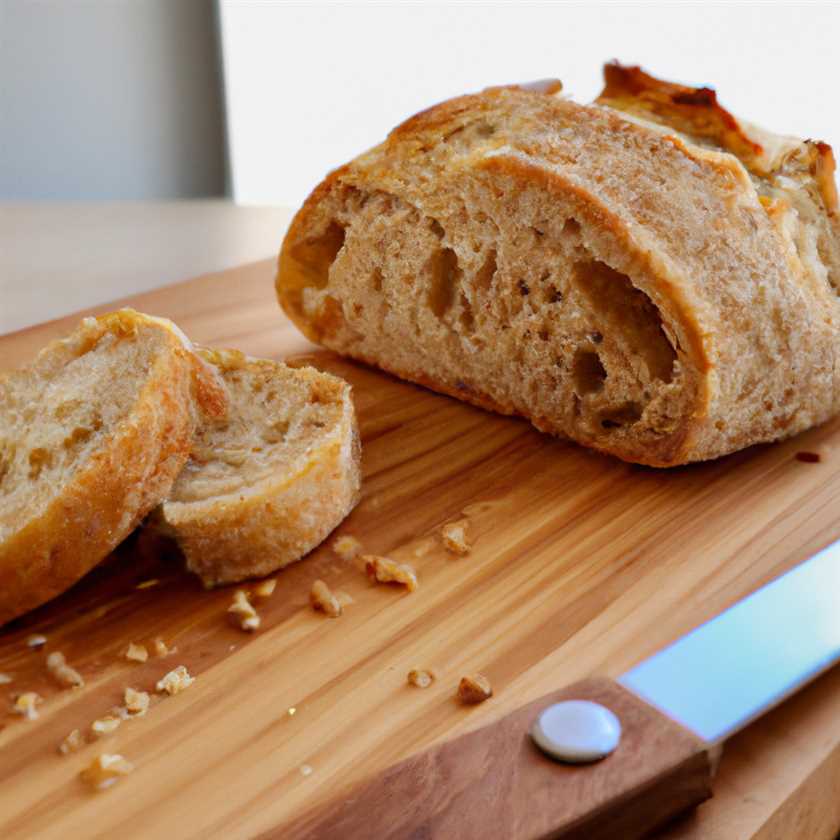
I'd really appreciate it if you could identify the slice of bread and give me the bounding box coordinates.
[157,348,362,587]
[0,310,222,625]
[276,64,840,467]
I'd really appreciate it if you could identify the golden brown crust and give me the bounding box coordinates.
[597,62,838,215]
[814,141,839,216]
[277,71,840,467]
[598,62,763,164]
[277,165,353,340]
[0,311,198,625]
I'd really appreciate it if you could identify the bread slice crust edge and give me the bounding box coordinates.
[0,311,199,625]
[158,355,362,587]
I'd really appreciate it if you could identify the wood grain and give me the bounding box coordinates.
[282,677,715,840]
[1,258,839,839]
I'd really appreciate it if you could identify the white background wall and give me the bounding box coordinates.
[1,0,225,199]
[220,1,840,208]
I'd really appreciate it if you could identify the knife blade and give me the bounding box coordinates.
[619,537,840,743]
[276,539,840,840]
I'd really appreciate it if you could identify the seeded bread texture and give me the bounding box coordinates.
[157,348,362,587]
[276,66,840,466]
[0,310,220,625]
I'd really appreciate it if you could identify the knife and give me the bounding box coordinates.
[278,539,840,839]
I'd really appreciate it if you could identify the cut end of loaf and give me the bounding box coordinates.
[278,173,692,466]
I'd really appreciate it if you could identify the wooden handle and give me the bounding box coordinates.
[276,677,716,840]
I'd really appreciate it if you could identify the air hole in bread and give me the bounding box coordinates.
[543,283,563,304]
[474,249,497,291]
[28,447,53,480]
[371,267,383,292]
[459,293,475,334]
[573,350,607,395]
[289,222,346,290]
[475,122,496,138]
[314,295,346,339]
[571,259,675,383]
[600,402,643,429]
[0,442,13,484]
[428,247,461,319]
[62,425,93,449]
[310,384,331,404]
[261,418,290,444]
[562,218,581,239]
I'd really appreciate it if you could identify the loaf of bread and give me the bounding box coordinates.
[276,64,840,466]
[0,310,225,625]
[156,348,361,587]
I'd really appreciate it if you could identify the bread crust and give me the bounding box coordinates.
[277,67,840,466]
[0,311,199,625]
[158,353,362,587]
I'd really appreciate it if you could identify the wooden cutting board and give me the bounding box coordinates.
[1,259,839,839]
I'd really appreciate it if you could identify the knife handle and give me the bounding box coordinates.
[279,677,717,840]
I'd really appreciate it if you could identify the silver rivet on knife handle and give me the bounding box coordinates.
[531,700,622,763]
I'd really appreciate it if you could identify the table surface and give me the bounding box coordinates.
[1,202,839,840]
[0,201,293,334]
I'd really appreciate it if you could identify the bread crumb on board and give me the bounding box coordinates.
[0,673,13,685]
[153,639,170,657]
[12,692,42,720]
[364,556,418,592]
[46,651,85,688]
[124,687,150,718]
[795,451,821,463]
[300,764,313,777]
[457,674,493,704]
[91,715,122,737]
[252,578,277,600]
[441,519,471,555]
[26,634,47,649]
[80,753,134,791]
[125,642,148,663]
[333,535,363,562]
[310,580,342,617]
[59,728,85,755]
[156,665,194,696]
[228,589,261,631]
[407,668,435,689]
